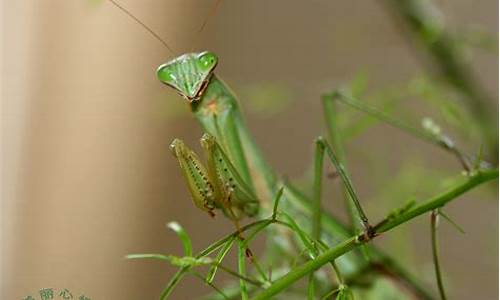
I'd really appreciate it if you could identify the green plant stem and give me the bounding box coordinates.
[431,210,447,300]
[207,237,235,284]
[238,239,249,300]
[374,169,497,233]
[312,139,325,240]
[307,273,316,300]
[252,237,358,300]
[251,169,497,300]
[160,220,272,299]
[283,181,434,300]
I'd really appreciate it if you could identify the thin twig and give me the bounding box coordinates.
[431,210,447,300]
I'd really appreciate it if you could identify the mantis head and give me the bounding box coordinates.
[157,51,218,102]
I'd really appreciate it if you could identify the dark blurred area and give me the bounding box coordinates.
[2,0,498,299]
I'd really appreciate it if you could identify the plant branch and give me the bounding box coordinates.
[251,169,497,300]
[431,210,447,300]
[374,169,497,233]
[312,139,325,240]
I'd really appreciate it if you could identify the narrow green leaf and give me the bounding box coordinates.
[280,212,318,259]
[127,253,212,268]
[160,268,188,300]
[167,221,193,257]
[272,187,285,219]
[126,253,169,261]
[206,237,236,284]
[242,220,273,250]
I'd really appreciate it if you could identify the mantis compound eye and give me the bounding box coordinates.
[197,52,218,70]
[156,64,177,85]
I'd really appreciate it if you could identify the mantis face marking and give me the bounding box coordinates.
[157,51,218,102]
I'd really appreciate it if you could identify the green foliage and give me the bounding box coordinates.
[142,73,497,298]
[117,1,498,298]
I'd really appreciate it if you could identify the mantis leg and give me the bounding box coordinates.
[201,133,260,219]
[312,137,373,239]
[169,139,218,217]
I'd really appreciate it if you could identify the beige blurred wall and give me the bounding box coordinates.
[2,1,206,299]
[2,1,498,299]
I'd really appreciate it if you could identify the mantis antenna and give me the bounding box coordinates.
[197,0,223,33]
[107,0,176,55]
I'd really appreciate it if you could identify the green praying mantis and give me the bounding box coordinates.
[159,52,263,224]
[169,131,259,221]
[108,0,373,244]
[106,1,455,299]
[157,51,373,237]
[107,0,268,227]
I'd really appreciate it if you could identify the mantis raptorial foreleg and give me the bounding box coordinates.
[170,139,217,217]
[170,134,259,237]
[201,133,259,217]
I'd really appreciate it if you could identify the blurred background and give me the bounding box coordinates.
[2,0,498,299]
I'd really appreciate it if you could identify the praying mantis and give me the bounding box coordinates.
[105,1,454,299]
[107,0,371,233]
[157,50,374,238]
[159,52,261,223]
